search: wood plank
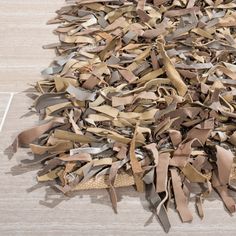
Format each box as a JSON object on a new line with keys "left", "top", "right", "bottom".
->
{"left": 0, "top": 69, "right": 44, "bottom": 92}
{"left": 0, "top": 1, "right": 62, "bottom": 92}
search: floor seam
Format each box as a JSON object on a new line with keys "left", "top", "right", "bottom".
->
{"left": 0, "top": 92, "right": 15, "bottom": 132}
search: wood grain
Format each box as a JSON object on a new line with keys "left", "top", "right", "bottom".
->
{"left": 0, "top": 1, "right": 236, "bottom": 235}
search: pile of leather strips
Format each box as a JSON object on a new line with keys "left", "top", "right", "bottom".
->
{"left": 12, "top": 0, "right": 236, "bottom": 232}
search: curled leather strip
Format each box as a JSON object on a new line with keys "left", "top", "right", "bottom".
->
{"left": 12, "top": 117, "right": 65, "bottom": 152}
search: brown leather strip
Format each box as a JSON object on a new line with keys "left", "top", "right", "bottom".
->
{"left": 216, "top": 145, "right": 233, "bottom": 185}
{"left": 12, "top": 118, "right": 65, "bottom": 152}
{"left": 170, "top": 168, "right": 193, "bottom": 222}
{"left": 170, "top": 139, "right": 197, "bottom": 167}
{"left": 196, "top": 195, "right": 204, "bottom": 219}
{"left": 156, "top": 153, "right": 170, "bottom": 193}
{"left": 108, "top": 161, "right": 121, "bottom": 213}
{"left": 129, "top": 125, "right": 144, "bottom": 192}
{"left": 212, "top": 171, "right": 236, "bottom": 213}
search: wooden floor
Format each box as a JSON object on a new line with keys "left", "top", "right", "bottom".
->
{"left": 0, "top": 1, "right": 236, "bottom": 235}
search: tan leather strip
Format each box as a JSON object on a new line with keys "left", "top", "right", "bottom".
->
{"left": 54, "top": 129, "right": 98, "bottom": 143}
{"left": 59, "top": 153, "right": 92, "bottom": 162}
{"left": 30, "top": 141, "right": 73, "bottom": 155}
{"left": 157, "top": 42, "right": 187, "bottom": 96}
{"left": 181, "top": 163, "right": 209, "bottom": 183}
